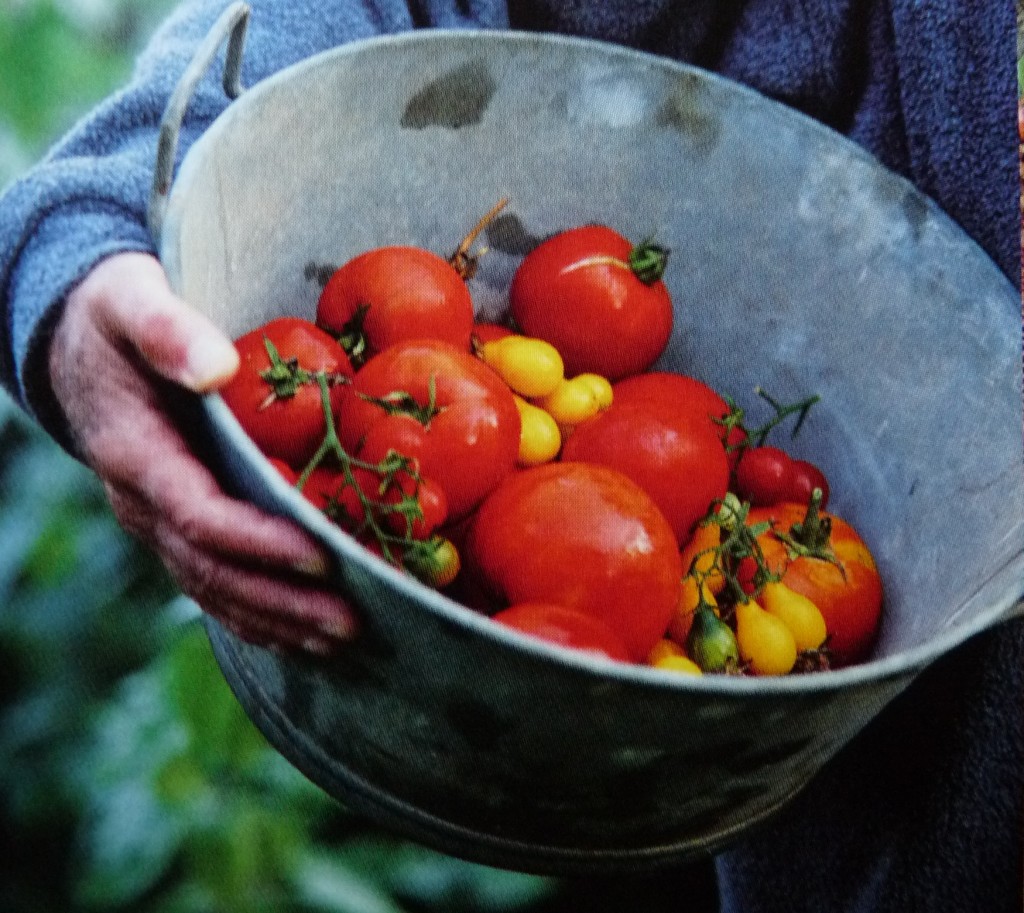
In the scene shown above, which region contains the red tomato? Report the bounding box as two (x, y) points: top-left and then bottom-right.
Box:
(740, 501), (883, 667)
(733, 446), (796, 507)
(316, 246), (475, 360)
(356, 413), (428, 471)
(733, 447), (831, 509)
(788, 459), (831, 509)
(508, 225), (673, 380)
(561, 403), (729, 543)
(612, 371), (746, 469)
(471, 322), (514, 347)
(464, 462), (682, 662)
(337, 340), (520, 520)
(221, 317), (353, 468)
(492, 603), (632, 662)
(267, 458), (299, 486)
(300, 465), (367, 525)
(381, 474), (449, 540)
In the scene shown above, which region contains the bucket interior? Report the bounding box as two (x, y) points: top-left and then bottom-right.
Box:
(164, 30), (1024, 668)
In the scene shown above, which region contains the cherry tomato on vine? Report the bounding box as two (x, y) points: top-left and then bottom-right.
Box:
(788, 459), (831, 509)
(493, 603), (632, 662)
(336, 340), (520, 520)
(733, 446), (831, 509)
(733, 446), (796, 507)
(509, 225), (673, 381)
(739, 499), (883, 667)
(561, 402), (729, 544)
(317, 246), (475, 362)
(465, 462), (682, 662)
(612, 371), (746, 469)
(221, 317), (353, 468)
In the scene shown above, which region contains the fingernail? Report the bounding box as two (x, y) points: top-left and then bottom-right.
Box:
(301, 636), (336, 657)
(292, 552), (332, 580)
(184, 333), (239, 391)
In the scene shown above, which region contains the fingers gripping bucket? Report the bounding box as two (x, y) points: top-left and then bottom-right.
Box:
(153, 4), (1024, 873)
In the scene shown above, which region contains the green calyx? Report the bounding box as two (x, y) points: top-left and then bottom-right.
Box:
(773, 488), (843, 578)
(628, 239), (670, 285)
(258, 337), (315, 404)
(356, 375), (442, 427)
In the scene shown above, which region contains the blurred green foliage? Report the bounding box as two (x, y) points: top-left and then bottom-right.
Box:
(0, 3), (719, 911)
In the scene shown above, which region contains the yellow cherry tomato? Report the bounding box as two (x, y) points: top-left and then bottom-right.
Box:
(481, 335), (564, 398)
(572, 373), (614, 409)
(647, 638), (686, 665)
(679, 522), (725, 595)
(534, 376), (604, 426)
(513, 395), (562, 466)
(735, 599), (797, 676)
(759, 581), (828, 652)
(652, 654), (704, 676)
(666, 576), (717, 646)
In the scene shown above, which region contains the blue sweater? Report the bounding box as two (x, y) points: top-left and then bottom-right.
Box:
(1, 2), (1020, 909)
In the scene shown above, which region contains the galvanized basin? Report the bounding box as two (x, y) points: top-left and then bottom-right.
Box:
(154, 6), (1024, 874)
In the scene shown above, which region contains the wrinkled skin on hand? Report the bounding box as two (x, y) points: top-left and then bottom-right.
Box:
(49, 252), (357, 653)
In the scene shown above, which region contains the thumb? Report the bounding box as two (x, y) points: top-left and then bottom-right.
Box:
(89, 252), (240, 392)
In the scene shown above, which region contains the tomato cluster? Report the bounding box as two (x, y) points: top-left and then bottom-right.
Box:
(221, 207), (883, 673)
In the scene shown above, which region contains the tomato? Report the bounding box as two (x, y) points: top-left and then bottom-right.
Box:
(561, 403), (729, 544)
(612, 371), (746, 469)
(788, 459), (831, 509)
(300, 464), (372, 527)
(740, 500), (883, 667)
(734, 599), (798, 676)
(380, 475), (448, 540)
(336, 340), (520, 520)
(508, 225), (673, 380)
(733, 446), (796, 506)
(221, 317), (353, 468)
(734, 446), (831, 509)
(759, 581), (827, 653)
(534, 375), (610, 428)
(317, 246), (475, 361)
(493, 603), (632, 662)
(479, 335), (564, 398)
(464, 462), (682, 662)
(512, 395), (562, 467)
(471, 322), (515, 347)
(356, 413), (429, 471)
(267, 458), (299, 486)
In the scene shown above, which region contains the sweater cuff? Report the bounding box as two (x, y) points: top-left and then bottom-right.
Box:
(8, 201), (155, 456)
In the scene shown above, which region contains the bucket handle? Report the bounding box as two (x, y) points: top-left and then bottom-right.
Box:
(147, 2), (250, 247)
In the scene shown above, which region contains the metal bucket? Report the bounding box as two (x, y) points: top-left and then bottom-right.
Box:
(152, 4), (1024, 874)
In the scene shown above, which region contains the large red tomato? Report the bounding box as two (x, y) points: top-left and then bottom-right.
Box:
(612, 371), (746, 469)
(492, 603), (632, 663)
(317, 246), (475, 360)
(464, 462), (683, 662)
(221, 317), (353, 468)
(337, 340), (520, 520)
(508, 225), (673, 380)
(561, 402), (729, 544)
(740, 501), (883, 667)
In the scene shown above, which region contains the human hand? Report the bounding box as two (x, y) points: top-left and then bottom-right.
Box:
(49, 252), (357, 653)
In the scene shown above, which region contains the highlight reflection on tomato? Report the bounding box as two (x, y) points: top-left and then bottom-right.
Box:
(465, 462), (682, 662)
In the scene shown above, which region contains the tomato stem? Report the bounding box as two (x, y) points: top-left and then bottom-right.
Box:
(746, 386), (820, 447)
(450, 197), (510, 279)
(628, 239), (670, 285)
(294, 373), (438, 571)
